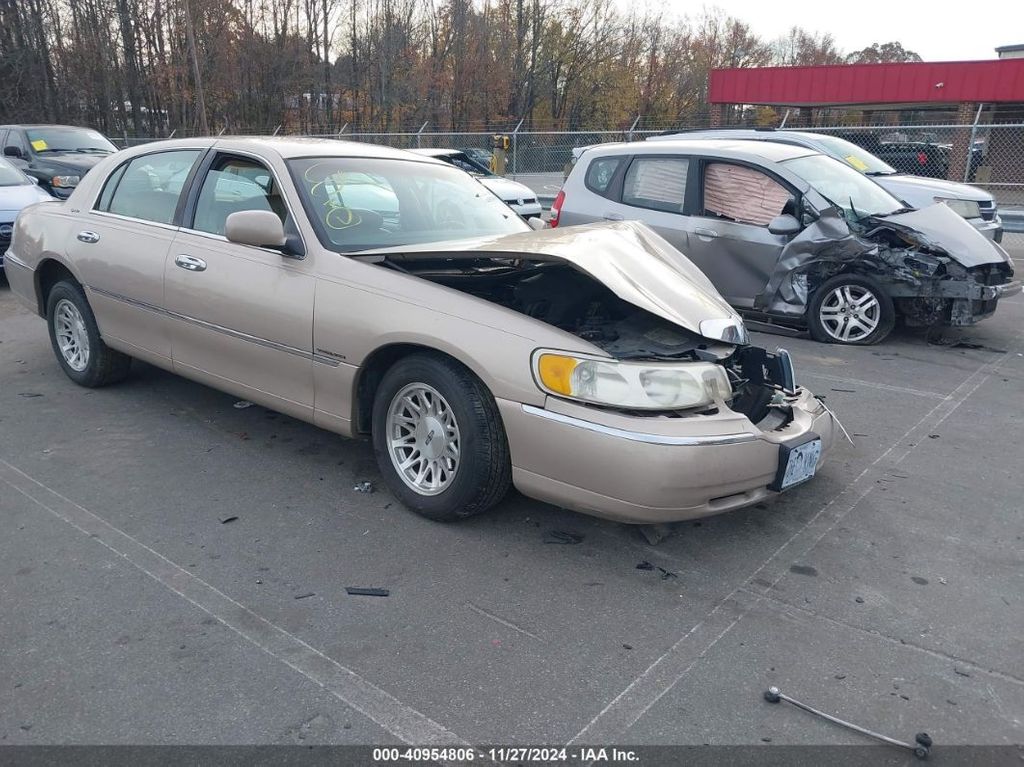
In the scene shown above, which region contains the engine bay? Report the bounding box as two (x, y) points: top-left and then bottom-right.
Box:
(386, 256), (793, 425)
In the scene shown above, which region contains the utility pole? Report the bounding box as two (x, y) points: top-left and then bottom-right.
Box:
(182, 0), (209, 134)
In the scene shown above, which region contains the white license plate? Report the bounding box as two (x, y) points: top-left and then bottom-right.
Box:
(779, 438), (822, 490)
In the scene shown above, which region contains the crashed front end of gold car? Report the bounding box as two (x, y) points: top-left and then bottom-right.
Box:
(366, 221), (837, 523)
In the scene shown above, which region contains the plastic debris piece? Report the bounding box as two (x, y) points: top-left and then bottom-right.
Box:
(18, 392), (44, 398)
(294, 592), (315, 600)
(233, 400), (254, 409)
(219, 515), (239, 524)
(544, 530), (583, 545)
(345, 587), (390, 597)
(636, 561), (655, 571)
(353, 481), (375, 493)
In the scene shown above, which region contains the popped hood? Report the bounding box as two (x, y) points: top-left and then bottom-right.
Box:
(360, 220), (748, 343)
(869, 203), (1009, 267)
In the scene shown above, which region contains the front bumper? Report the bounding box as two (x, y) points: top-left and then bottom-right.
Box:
(508, 200), (543, 219)
(499, 388), (835, 524)
(968, 215), (1002, 243)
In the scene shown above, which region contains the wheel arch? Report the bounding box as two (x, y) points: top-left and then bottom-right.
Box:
(352, 342), (496, 435)
(35, 256), (83, 317)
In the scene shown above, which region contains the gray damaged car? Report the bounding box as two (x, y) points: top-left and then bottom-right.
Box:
(554, 139), (1020, 344)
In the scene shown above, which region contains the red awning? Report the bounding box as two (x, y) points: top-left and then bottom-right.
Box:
(709, 59), (1024, 106)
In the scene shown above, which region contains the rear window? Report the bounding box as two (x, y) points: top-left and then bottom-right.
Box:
(622, 157), (688, 213)
(584, 157), (622, 195)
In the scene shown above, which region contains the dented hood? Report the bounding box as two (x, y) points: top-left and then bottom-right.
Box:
(872, 203), (1009, 267)
(360, 221), (747, 342)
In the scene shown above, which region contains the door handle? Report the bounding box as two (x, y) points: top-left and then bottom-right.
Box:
(694, 227), (719, 239)
(77, 230), (100, 244)
(602, 212), (624, 221)
(175, 254), (207, 272)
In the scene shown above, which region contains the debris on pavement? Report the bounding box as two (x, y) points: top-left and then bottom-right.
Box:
(636, 561), (655, 571)
(294, 592), (316, 600)
(353, 481), (375, 493)
(544, 530), (583, 545)
(764, 685), (932, 759)
(233, 400), (254, 409)
(219, 515), (239, 524)
(657, 566), (678, 580)
(345, 587), (390, 597)
(18, 392), (43, 398)
(638, 523), (675, 546)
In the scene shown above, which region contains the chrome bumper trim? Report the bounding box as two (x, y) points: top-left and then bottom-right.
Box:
(521, 404), (758, 446)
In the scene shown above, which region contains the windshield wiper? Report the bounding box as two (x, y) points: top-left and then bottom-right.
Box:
(73, 147), (113, 153)
(864, 170), (895, 177)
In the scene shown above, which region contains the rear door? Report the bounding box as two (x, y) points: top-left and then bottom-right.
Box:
(679, 159), (797, 308)
(69, 147), (203, 362)
(164, 151), (316, 417)
(597, 154), (694, 256)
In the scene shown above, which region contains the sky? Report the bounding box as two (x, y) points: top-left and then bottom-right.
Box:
(646, 0), (1024, 61)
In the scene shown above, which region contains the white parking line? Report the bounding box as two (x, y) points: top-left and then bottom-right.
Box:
(800, 371), (950, 400)
(567, 342), (1019, 745)
(0, 459), (471, 749)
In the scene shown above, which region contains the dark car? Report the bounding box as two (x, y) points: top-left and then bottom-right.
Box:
(0, 124), (117, 199)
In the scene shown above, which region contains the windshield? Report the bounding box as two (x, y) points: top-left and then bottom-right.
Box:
(783, 154), (904, 219)
(809, 134), (897, 175)
(289, 157), (529, 252)
(25, 127), (116, 154)
(440, 152), (492, 177)
(0, 158), (32, 186)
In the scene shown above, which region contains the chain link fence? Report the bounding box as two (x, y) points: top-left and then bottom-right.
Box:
(113, 121), (1024, 245)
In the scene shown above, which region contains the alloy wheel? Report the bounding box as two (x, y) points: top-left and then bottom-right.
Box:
(53, 298), (91, 372)
(386, 383), (461, 496)
(818, 284), (881, 343)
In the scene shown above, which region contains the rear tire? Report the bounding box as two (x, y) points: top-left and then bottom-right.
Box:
(808, 274), (895, 345)
(371, 353), (511, 521)
(46, 280), (132, 387)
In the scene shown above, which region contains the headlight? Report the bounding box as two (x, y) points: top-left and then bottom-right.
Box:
(51, 175), (81, 188)
(935, 197), (981, 219)
(532, 350), (732, 410)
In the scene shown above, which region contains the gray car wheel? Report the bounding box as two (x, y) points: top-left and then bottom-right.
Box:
(808, 274), (895, 345)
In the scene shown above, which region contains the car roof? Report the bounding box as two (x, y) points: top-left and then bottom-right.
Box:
(410, 148), (460, 157)
(114, 136), (448, 164)
(1, 124), (106, 131)
(656, 128), (830, 144)
(586, 138), (818, 163)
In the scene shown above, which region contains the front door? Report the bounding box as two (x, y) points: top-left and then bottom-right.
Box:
(164, 152), (316, 418)
(680, 160), (795, 308)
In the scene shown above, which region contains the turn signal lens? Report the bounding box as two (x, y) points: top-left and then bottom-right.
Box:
(536, 353), (578, 395)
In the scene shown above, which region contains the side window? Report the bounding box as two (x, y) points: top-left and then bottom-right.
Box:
(702, 162), (794, 227)
(193, 156), (289, 236)
(100, 150), (201, 224)
(622, 157), (688, 213)
(585, 157), (622, 195)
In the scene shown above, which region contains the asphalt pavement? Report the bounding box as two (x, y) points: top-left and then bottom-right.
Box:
(1, 243), (1022, 754)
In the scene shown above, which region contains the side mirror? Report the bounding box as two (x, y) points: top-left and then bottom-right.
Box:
(225, 210), (286, 249)
(4, 146), (23, 159)
(768, 214), (801, 236)
(528, 216), (547, 231)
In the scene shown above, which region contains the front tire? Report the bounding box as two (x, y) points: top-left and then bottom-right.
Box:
(46, 280), (132, 387)
(371, 353), (511, 521)
(808, 274), (895, 345)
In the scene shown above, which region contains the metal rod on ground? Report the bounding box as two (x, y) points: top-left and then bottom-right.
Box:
(764, 687), (932, 759)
